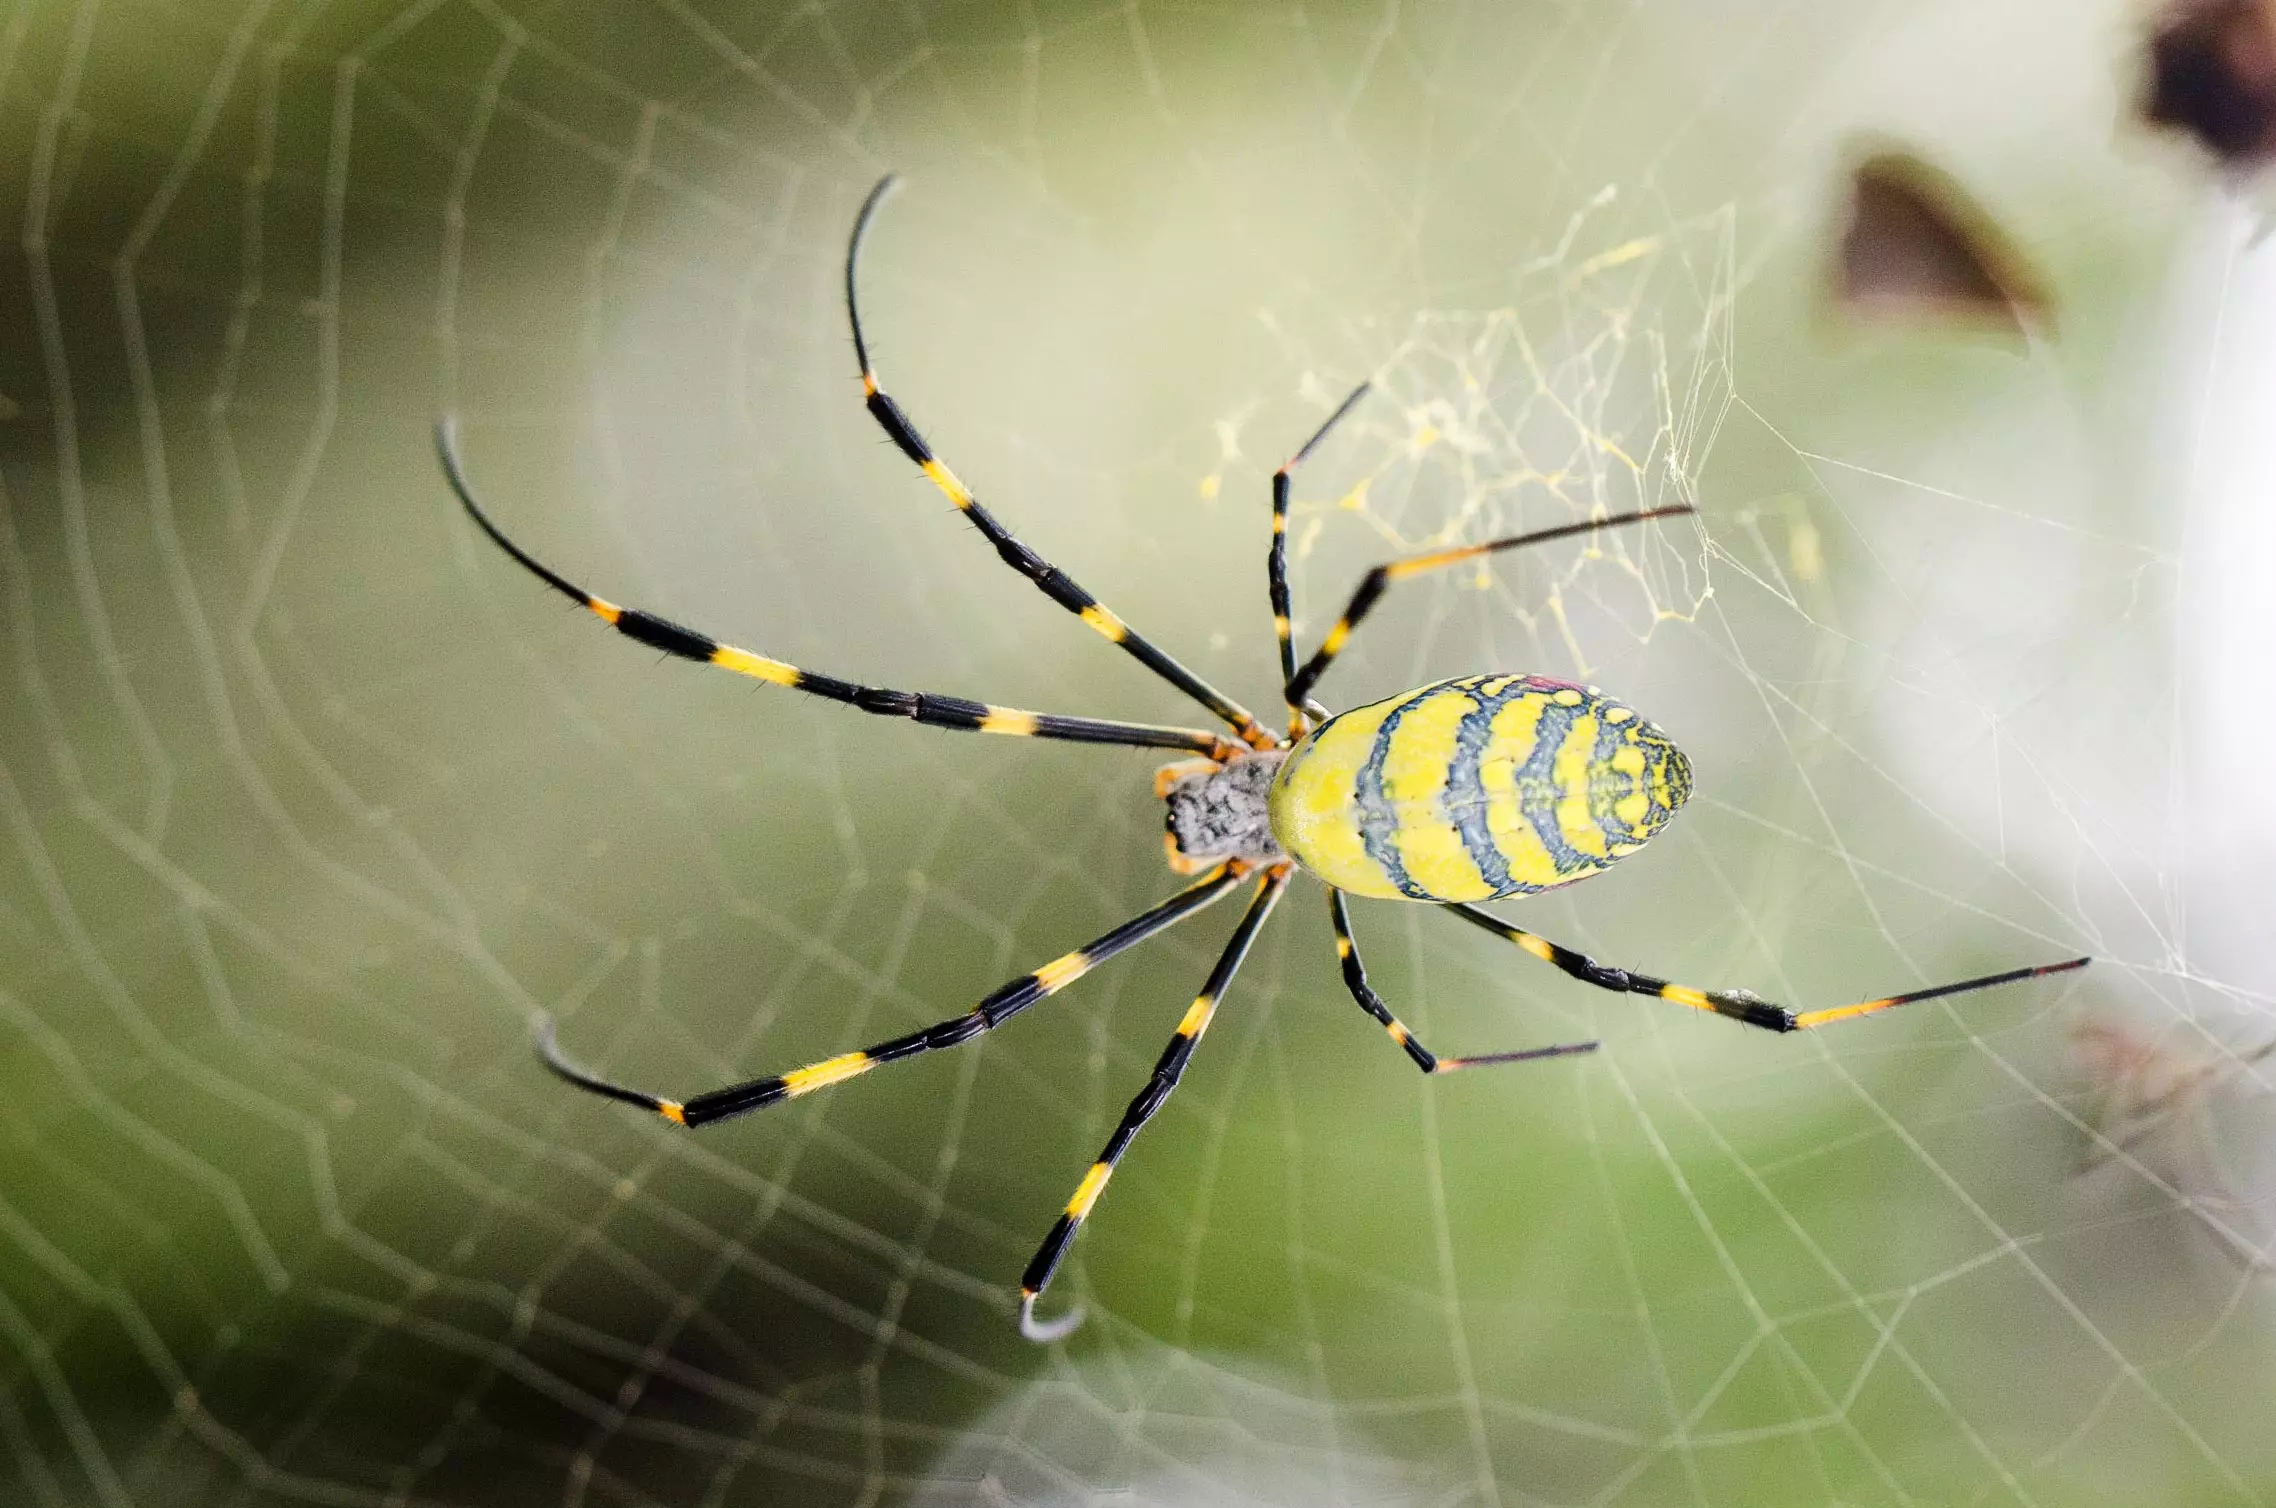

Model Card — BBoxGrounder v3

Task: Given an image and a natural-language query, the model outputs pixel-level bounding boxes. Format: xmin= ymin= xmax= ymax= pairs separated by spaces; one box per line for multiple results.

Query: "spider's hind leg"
xmin=1330 ymin=890 xmax=1598 ymax=1072
xmin=1442 ymin=902 xmax=2091 ymax=1032
xmin=1017 ymin=865 xmax=1294 ymax=1340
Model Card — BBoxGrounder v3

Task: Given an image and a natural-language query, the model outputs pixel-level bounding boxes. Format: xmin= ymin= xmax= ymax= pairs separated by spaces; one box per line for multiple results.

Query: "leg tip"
xmin=858 ymin=172 xmax=902 ymax=220
xmin=1438 ymin=1039 xmax=1601 ymax=1071
xmin=1018 ymin=1289 xmax=1085 ymax=1343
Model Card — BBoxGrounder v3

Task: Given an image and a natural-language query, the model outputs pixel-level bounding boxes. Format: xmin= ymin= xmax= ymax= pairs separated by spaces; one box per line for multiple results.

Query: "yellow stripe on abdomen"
xmin=1551 ymin=711 xmax=1611 ymax=862
xmin=1379 ymin=686 xmax=1492 ymax=902
xmin=1267 ymin=693 xmax=1406 ymax=898
xmin=1479 ymin=694 xmax=1562 ymax=891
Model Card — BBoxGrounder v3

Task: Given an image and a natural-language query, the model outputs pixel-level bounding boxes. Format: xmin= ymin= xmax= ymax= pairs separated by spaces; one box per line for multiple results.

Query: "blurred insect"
xmin=439 ymin=175 xmax=2092 ymax=1341
xmin=2142 ymin=0 xmax=2276 ymax=169
xmin=1834 ymin=148 xmax=2052 ymax=337
xmin=2072 ymin=1015 xmax=2276 ymax=1272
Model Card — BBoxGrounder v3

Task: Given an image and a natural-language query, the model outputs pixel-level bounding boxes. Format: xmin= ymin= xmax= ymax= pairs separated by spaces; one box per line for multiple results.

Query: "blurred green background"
xmin=3 ymin=0 xmax=2273 ymax=1503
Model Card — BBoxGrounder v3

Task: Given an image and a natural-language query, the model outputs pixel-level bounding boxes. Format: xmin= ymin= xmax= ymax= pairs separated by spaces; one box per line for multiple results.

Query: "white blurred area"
xmin=1774 ymin=0 xmax=2276 ymax=1016
xmin=2168 ymin=217 xmax=2276 ymax=1007
xmin=910 ymin=1347 xmax=1425 ymax=1507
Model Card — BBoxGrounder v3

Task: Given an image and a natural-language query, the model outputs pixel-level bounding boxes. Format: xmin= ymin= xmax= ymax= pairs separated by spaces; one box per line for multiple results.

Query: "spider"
xmin=437 ymin=174 xmax=2092 ymax=1342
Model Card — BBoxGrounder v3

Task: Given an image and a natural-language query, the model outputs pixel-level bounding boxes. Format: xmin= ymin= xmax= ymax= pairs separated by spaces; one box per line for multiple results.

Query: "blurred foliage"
xmin=0 ymin=0 xmax=2270 ymax=1505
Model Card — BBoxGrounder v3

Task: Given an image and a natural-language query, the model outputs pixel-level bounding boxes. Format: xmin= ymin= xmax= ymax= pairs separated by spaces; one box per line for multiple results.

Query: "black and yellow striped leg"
xmin=1443 ymin=902 xmax=2091 ymax=1032
xmin=1271 ymin=383 xmax=1372 ymax=715
xmin=1329 ymin=890 xmax=1597 ymax=1073
xmin=439 ymin=420 xmax=1241 ymax=759
xmin=845 ymin=175 xmax=1277 ymax=752
xmin=536 ymin=863 xmax=1249 ymax=1128
xmin=1282 ymin=504 xmax=1700 ymax=708
xmin=1017 ymin=865 xmax=1293 ymax=1342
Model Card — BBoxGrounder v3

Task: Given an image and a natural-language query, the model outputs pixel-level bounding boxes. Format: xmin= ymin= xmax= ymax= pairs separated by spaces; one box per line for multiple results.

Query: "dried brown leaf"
xmin=2145 ymin=0 xmax=2276 ymax=167
xmin=1834 ymin=150 xmax=2053 ymax=337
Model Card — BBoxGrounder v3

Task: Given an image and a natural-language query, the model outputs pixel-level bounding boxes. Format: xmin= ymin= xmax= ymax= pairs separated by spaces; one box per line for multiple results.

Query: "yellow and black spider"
xmin=437 ymin=175 xmax=2091 ymax=1342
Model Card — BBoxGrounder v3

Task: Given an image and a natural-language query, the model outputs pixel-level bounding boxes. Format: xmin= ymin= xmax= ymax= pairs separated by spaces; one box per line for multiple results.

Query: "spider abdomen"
xmin=1267 ymin=674 xmax=1692 ymax=902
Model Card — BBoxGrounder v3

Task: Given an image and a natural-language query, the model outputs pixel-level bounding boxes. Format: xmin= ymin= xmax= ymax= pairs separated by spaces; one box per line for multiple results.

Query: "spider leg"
xmin=1283 ymin=505 xmax=1696 ymax=709
xmin=847 ymin=175 xmax=1276 ymax=751
xmin=1017 ymin=864 xmax=1292 ymax=1341
xmin=1329 ymin=889 xmax=1596 ymax=1072
xmin=439 ymin=421 xmax=1241 ymax=759
xmin=1271 ymin=383 xmax=1371 ymax=726
xmin=1442 ymin=901 xmax=2090 ymax=1032
xmin=536 ymin=864 xmax=1247 ymax=1128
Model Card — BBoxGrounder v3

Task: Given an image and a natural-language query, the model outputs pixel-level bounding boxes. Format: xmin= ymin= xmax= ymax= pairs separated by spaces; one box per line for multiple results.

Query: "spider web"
xmin=3 ymin=0 xmax=2273 ymax=1504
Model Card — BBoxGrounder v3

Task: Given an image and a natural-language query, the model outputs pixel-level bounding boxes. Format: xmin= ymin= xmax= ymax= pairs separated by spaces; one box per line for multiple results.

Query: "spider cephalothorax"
xmin=1158 ymin=751 xmax=1288 ymax=872
xmin=443 ymin=172 xmax=2092 ymax=1344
